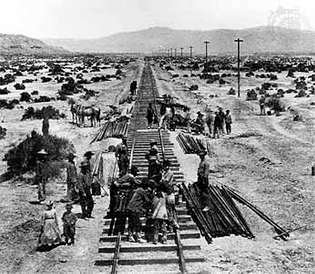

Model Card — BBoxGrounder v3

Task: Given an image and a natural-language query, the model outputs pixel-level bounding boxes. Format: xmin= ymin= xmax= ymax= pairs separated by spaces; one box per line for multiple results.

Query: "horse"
xmin=69 ymin=101 xmax=100 ymax=127
xmin=78 ymin=106 xmax=101 ymax=127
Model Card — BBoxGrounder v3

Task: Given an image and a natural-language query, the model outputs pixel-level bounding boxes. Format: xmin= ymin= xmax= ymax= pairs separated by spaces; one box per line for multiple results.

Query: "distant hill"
xmin=0 ymin=34 xmax=69 ymax=55
xmin=44 ymin=26 xmax=315 ymax=54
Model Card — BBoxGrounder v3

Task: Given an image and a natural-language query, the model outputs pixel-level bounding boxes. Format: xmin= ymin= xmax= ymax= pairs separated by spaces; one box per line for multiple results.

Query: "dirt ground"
xmin=154 ymin=64 xmax=314 ymax=273
xmin=0 ymin=59 xmax=143 ymax=273
xmin=0 ymin=58 xmax=314 ymax=273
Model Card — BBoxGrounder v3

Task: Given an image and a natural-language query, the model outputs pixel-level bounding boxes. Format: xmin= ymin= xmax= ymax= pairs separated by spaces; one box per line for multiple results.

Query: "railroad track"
xmin=95 ymin=61 xmax=205 ymax=273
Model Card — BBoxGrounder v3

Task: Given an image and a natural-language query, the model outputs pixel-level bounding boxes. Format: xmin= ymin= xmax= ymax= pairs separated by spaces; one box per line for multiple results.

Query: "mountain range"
xmin=1 ymin=26 xmax=315 ymax=56
xmin=43 ymin=26 xmax=315 ymax=54
xmin=0 ymin=34 xmax=69 ymax=55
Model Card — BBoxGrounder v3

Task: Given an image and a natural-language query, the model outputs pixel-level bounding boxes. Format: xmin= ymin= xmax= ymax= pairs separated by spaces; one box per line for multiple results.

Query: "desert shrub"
xmin=20 ymin=92 xmax=32 ymax=102
xmin=21 ymin=106 xmax=66 ymax=120
xmin=265 ymin=95 xmax=285 ymax=112
xmin=14 ymin=83 xmax=25 ymax=90
xmin=33 ymin=96 xmax=54 ymax=103
xmin=189 ymin=84 xmax=199 ymax=91
xmin=0 ymin=99 xmax=19 ymax=109
xmin=0 ymin=87 xmax=10 ymax=94
xmin=3 ymin=131 xmax=74 ymax=177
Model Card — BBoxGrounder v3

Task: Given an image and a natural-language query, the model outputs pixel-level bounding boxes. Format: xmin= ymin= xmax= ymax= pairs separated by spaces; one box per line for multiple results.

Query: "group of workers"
xmin=192 ymin=106 xmax=233 ymax=138
xmin=109 ymin=138 xmax=179 ymax=244
xmin=146 ymin=95 xmax=233 ymax=138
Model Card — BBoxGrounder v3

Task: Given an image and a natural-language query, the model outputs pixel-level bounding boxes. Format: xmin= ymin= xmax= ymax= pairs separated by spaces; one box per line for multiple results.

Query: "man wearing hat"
xmin=35 ymin=149 xmax=49 ymax=202
xmin=197 ymin=150 xmax=210 ymax=211
xmin=194 ymin=111 xmax=205 ymax=134
xmin=66 ymin=153 xmax=78 ymax=201
xmin=83 ymin=151 xmax=94 ymax=175
xmin=115 ymin=137 xmax=129 ymax=177
xmin=205 ymin=107 xmax=214 ymax=136
xmin=77 ymin=160 xmax=94 ymax=218
xmin=145 ymin=140 xmax=162 ymax=183
xmin=108 ymin=165 xmax=140 ymax=218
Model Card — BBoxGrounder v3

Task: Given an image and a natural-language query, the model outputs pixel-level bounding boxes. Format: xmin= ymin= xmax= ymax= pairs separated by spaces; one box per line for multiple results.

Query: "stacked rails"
xmin=95 ymin=61 xmax=205 ymax=273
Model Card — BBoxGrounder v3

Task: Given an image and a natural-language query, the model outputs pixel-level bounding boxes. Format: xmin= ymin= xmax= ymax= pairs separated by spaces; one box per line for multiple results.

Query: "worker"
xmin=145 ymin=140 xmax=162 ymax=183
xmin=205 ymin=107 xmax=214 ymax=136
xmin=42 ymin=116 xmax=49 ymax=136
xmin=65 ymin=153 xmax=78 ymax=201
xmin=77 ymin=160 xmax=94 ymax=218
xmin=213 ymin=112 xmax=220 ymax=138
xmin=194 ymin=111 xmax=205 ymax=134
xmin=225 ymin=110 xmax=232 ymax=135
xmin=160 ymin=160 xmax=179 ymax=230
xmin=259 ymin=95 xmax=266 ymax=115
xmin=218 ymin=107 xmax=225 ymax=135
xmin=126 ymin=180 xmax=154 ymax=242
xmin=35 ymin=149 xmax=49 ymax=202
xmin=108 ymin=166 xmax=140 ymax=218
xmin=146 ymin=102 xmax=156 ymax=129
xmin=197 ymin=150 xmax=210 ymax=212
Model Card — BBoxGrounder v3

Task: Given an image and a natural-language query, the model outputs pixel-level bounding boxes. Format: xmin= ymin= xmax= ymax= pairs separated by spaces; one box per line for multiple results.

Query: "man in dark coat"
xmin=145 ymin=140 xmax=162 ymax=183
xmin=126 ymin=180 xmax=154 ymax=242
xmin=146 ymin=103 xmax=156 ymax=129
xmin=77 ymin=160 xmax=94 ymax=218
xmin=197 ymin=150 xmax=210 ymax=212
xmin=213 ymin=112 xmax=221 ymax=138
xmin=66 ymin=153 xmax=78 ymax=201
xmin=35 ymin=149 xmax=49 ymax=202
xmin=42 ymin=117 xmax=49 ymax=136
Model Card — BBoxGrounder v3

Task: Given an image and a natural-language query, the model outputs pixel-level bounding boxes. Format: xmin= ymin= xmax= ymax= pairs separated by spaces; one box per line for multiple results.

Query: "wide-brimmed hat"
xmin=84 ymin=151 xmax=94 ymax=157
xmin=198 ymin=150 xmax=207 ymax=156
xmin=37 ymin=149 xmax=48 ymax=155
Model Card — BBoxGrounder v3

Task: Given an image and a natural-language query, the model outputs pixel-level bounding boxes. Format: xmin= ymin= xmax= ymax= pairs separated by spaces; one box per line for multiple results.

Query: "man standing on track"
xmin=145 ymin=140 xmax=162 ymax=183
xmin=146 ymin=102 xmax=156 ymax=129
xmin=197 ymin=150 xmax=210 ymax=212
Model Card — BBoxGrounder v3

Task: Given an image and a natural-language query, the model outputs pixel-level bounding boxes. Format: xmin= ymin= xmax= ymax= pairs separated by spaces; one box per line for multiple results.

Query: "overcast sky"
xmin=0 ymin=0 xmax=314 ymax=39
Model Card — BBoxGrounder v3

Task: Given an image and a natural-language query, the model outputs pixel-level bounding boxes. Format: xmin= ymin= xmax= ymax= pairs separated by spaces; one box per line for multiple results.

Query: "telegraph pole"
xmin=180 ymin=47 xmax=183 ymax=57
xmin=189 ymin=46 xmax=193 ymax=58
xmin=204 ymin=40 xmax=209 ymax=63
xmin=234 ymin=38 xmax=244 ymax=98
xmin=167 ymin=49 xmax=170 ymax=57
xmin=174 ymin=48 xmax=177 ymax=57
xmin=170 ymin=48 xmax=173 ymax=57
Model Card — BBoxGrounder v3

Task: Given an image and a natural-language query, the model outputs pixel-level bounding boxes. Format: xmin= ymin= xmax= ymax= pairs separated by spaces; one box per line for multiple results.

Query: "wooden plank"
xmin=99 ymin=244 xmax=201 ymax=253
xmin=95 ymin=257 xmax=205 ymax=266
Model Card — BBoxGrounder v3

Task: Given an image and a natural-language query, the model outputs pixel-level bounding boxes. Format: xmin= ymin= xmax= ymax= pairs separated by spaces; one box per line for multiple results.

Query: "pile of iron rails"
xmin=181 ymin=183 xmax=289 ymax=243
xmin=176 ymin=132 xmax=212 ymax=155
xmin=91 ymin=116 xmax=129 ymax=143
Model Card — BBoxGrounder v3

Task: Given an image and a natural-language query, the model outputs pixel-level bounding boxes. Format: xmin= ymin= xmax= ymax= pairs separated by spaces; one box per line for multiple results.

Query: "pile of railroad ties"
xmin=181 ymin=183 xmax=289 ymax=243
xmin=176 ymin=132 xmax=212 ymax=155
xmin=91 ymin=116 xmax=130 ymax=143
